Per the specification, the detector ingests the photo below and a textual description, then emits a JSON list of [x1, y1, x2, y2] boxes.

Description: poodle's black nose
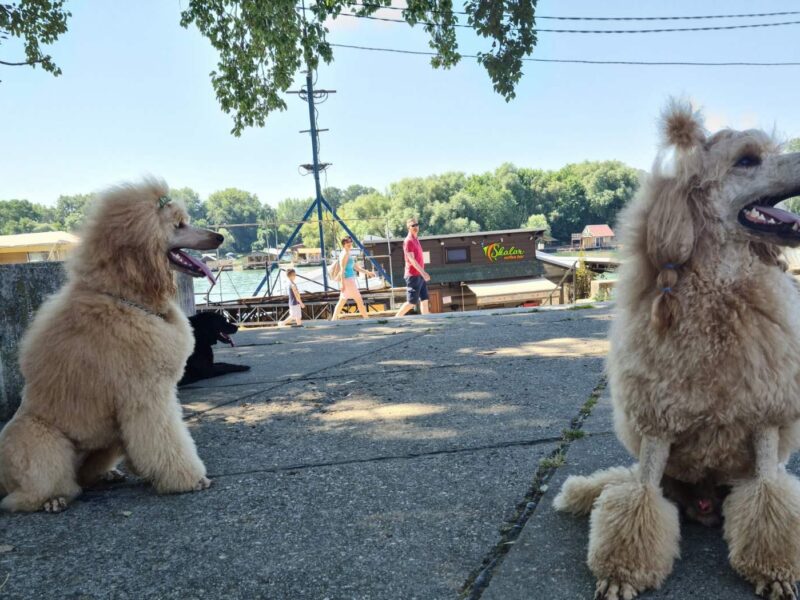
[[214, 233, 224, 244]]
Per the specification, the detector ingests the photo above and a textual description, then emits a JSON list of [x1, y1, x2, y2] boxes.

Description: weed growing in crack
[[562, 429, 586, 442], [540, 452, 566, 469]]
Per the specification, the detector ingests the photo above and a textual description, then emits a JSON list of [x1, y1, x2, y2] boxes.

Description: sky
[[3, 1, 800, 209]]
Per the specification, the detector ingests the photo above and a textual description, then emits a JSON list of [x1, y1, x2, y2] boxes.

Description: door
[[427, 288, 443, 313]]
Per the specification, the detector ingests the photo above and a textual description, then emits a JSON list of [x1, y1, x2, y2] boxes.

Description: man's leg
[[396, 276, 420, 318], [395, 302, 415, 317], [419, 279, 430, 314]]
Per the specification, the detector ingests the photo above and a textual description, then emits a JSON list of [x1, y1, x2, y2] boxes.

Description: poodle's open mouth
[[168, 249, 216, 284], [217, 331, 235, 347], [738, 199, 800, 240]]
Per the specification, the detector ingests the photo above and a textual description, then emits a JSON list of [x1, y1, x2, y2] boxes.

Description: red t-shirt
[[403, 234, 424, 277]]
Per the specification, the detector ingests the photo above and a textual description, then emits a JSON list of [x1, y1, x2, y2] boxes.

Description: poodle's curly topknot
[[660, 98, 706, 151]]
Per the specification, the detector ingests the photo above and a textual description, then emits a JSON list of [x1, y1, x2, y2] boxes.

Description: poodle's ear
[[660, 98, 706, 152], [645, 99, 707, 333], [646, 177, 704, 333]]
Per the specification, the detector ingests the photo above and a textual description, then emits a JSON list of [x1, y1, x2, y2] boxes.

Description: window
[[446, 247, 469, 264]]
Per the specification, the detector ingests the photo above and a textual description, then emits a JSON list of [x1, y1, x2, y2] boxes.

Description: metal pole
[[386, 219, 395, 310], [253, 200, 319, 296], [572, 264, 577, 305], [305, 70, 328, 292], [318, 196, 391, 285]]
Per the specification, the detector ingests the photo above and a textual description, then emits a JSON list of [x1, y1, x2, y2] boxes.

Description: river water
[[193, 266, 383, 303]]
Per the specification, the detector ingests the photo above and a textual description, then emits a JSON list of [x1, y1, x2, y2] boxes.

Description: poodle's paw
[[101, 468, 127, 483], [42, 497, 68, 513], [194, 477, 212, 491], [595, 578, 639, 600], [755, 579, 797, 600]]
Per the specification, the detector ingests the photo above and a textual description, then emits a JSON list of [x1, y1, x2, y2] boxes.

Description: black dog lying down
[[179, 312, 250, 385]]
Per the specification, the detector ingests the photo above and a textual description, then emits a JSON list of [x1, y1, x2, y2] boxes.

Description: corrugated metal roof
[[0, 231, 80, 249], [363, 227, 545, 244], [536, 251, 578, 269], [467, 277, 558, 305]]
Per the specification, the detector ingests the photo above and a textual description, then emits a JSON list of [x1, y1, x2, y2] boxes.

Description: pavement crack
[[206, 436, 564, 479], [460, 376, 608, 600]]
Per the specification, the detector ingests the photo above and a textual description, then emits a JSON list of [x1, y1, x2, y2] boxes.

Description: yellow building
[[0, 231, 80, 265]]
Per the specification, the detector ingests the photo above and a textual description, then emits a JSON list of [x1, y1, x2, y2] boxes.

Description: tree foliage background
[[1, 160, 642, 252]]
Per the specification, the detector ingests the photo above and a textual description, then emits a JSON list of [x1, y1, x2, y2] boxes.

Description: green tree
[[338, 191, 393, 239], [0, 198, 57, 234], [206, 188, 263, 253], [54, 193, 92, 231], [524, 213, 549, 235], [456, 172, 519, 231], [216, 227, 237, 254], [170, 187, 206, 226], [385, 172, 467, 234], [574, 257, 593, 300], [323, 185, 377, 210], [180, 0, 539, 134], [526, 161, 639, 243], [298, 215, 340, 254], [274, 197, 311, 243], [780, 139, 800, 213], [785, 138, 800, 153], [1, 1, 71, 75]]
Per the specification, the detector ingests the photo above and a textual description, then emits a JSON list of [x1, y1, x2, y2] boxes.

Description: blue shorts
[[406, 275, 429, 304]]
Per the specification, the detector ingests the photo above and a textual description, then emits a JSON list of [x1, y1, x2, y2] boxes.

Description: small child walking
[[279, 269, 305, 327]]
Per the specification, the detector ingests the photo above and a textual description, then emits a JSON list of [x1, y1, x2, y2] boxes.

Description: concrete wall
[[0, 262, 66, 420], [0, 265, 196, 421]]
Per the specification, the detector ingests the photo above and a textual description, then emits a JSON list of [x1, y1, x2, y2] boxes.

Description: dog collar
[[101, 292, 167, 320]]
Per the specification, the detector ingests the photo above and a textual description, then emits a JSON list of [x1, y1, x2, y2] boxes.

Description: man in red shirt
[[395, 217, 431, 317]]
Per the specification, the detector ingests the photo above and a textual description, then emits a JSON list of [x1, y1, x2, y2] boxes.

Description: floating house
[[363, 228, 566, 311], [571, 224, 615, 250]]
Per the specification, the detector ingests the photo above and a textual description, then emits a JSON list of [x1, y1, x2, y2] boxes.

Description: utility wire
[[342, 4, 800, 22], [333, 12, 800, 34], [330, 42, 800, 67]]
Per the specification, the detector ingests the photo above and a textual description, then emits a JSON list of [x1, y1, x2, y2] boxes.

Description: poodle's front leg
[[588, 436, 680, 600], [724, 427, 800, 599], [119, 393, 211, 494]]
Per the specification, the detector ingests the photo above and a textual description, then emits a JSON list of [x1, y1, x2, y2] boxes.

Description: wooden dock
[[196, 287, 406, 325]]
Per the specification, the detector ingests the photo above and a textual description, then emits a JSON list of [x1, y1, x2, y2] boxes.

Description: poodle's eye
[[734, 155, 761, 168]]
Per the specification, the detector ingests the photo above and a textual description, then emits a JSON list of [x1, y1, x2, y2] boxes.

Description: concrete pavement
[[0, 305, 773, 599]]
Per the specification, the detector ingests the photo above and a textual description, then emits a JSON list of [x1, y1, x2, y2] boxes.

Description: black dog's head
[[189, 312, 239, 347]]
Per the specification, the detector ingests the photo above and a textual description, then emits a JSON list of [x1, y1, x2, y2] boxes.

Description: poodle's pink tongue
[[173, 250, 216, 284], [754, 205, 800, 224]]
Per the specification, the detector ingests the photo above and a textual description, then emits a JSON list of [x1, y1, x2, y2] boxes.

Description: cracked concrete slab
[[0, 444, 557, 600], [189, 359, 605, 476], [0, 306, 613, 599], [482, 402, 775, 599]]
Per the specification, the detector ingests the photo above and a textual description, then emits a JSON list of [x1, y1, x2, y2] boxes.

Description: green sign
[[483, 242, 525, 262]]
